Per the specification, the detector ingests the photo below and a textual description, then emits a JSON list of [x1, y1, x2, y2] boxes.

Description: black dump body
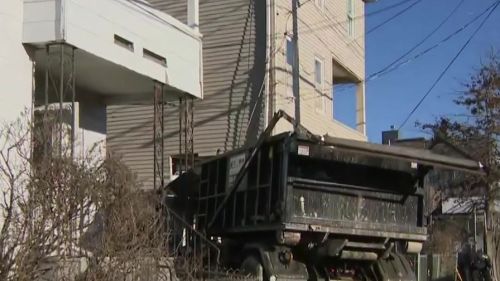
[[169, 131, 482, 243]]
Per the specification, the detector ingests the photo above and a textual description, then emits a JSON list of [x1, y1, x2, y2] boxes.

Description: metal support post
[[186, 97, 194, 169], [178, 97, 195, 173], [71, 47, 76, 159], [41, 44, 76, 158], [179, 97, 184, 172], [153, 82, 165, 190]]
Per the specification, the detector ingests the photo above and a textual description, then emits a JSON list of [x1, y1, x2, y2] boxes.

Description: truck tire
[[241, 255, 264, 281]]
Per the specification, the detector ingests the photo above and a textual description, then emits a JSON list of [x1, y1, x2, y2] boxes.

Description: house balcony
[[23, 0, 203, 102]]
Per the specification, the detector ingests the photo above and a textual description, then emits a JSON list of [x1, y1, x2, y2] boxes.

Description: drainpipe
[[264, 0, 272, 127], [188, 0, 199, 32]]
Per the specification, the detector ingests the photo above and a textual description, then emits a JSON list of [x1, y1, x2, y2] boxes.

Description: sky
[[333, 0, 500, 143]]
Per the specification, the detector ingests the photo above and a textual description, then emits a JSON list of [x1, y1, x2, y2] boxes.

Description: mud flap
[[373, 253, 416, 281]]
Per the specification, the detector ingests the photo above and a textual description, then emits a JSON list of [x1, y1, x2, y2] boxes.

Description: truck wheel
[[241, 255, 264, 281]]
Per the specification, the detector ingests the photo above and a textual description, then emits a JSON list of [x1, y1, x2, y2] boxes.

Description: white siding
[[0, 0, 32, 123]]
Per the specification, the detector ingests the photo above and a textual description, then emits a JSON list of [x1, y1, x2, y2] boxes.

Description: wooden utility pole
[[292, 0, 300, 128]]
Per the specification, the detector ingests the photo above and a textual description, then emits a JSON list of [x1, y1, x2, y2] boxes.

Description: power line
[[369, 0, 465, 79], [298, 0, 415, 34], [333, 0, 499, 96], [364, 0, 424, 37], [398, 1, 500, 130], [369, 0, 498, 81]]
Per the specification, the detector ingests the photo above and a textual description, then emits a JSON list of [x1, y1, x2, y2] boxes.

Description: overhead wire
[[291, 0, 424, 98], [333, 0, 500, 96], [368, 0, 465, 80], [398, 0, 500, 130], [368, 0, 498, 81], [362, 0, 424, 38], [295, 0, 417, 55], [298, 0, 415, 34]]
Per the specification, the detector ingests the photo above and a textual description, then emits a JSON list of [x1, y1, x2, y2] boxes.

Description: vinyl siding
[[273, 0, 366, 140], [106, 0, 267, 188]]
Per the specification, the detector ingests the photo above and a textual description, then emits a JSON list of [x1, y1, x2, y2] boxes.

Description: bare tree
[[422, 54, 500, 280], [0, 110, 170, 281]]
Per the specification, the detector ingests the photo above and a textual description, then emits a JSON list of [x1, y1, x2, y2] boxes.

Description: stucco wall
[[0, 0, 33, 124]]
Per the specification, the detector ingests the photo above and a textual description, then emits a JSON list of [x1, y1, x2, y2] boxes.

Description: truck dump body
[[164, 111, 483, 281], [194, 132, 445, 241]]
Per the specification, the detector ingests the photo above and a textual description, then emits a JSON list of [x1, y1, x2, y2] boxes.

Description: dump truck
[[163, 111, 483, 281]]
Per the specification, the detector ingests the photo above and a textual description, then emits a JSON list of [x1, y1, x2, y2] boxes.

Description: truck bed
[[194, 133, 431, 241]]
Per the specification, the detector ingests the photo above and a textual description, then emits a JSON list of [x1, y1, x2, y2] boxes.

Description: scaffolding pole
[[153, 82, 165, 190], [178, 97, 194, 173], [40, 44, 76, 159]]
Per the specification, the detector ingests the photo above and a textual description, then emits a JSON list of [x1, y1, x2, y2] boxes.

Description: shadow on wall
[[224, 0, 266, 151]]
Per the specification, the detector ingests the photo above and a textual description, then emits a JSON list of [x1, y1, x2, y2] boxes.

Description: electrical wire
[[369, 0, 498, 81], [333, 0, 500, 96], [398, 1, 500, 130], [364, 0, 424, 37], [368, 0, 465, 80], [298, 0, 415, 34]]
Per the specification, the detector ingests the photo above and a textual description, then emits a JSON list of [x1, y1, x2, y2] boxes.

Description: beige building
[[107, 0, 369, 187], [272, 0, 366, 139]]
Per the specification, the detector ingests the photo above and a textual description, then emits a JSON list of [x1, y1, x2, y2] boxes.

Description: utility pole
[[292, 0, 300, 128]]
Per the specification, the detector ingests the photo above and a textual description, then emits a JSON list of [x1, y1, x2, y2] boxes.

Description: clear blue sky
[[334, 0, 500, 142]]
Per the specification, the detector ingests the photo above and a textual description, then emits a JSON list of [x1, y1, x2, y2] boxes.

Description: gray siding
[[107, 0, 267, 188]]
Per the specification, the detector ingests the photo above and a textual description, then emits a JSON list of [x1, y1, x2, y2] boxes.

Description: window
[[315, 0, 325, 11], [347, 0, 355, 37], [285, 36, 294, 97], [143, 48, 167, 67], [286, 36, 294, 67], [314, 57, 326, 113], [114, 34, 134, 51]]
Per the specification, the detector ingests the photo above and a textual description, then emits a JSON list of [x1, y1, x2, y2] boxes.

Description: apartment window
[[314, 57, 326, 113], [285, 36, 294, 97], [315, 0, 325, 11], [347, 0, 355, 37], [286, 36, 294, 66]]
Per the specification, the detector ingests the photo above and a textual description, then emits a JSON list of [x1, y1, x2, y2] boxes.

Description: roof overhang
[[23, 0, 203, 100]]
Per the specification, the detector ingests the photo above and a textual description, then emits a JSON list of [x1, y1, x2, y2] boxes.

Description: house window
[[314, 57, 326, 113], [347, 0, 355, 37], [285, 36, 294, 97], [286, 36, 294, 67], [315, 0, 325, 11]]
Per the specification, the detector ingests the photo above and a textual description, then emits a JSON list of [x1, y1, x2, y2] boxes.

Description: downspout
[[188, 0, 203, 99], [265, 0, 276, 128], [188, 0, 199, 32], [264, 0, 271, 127]]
